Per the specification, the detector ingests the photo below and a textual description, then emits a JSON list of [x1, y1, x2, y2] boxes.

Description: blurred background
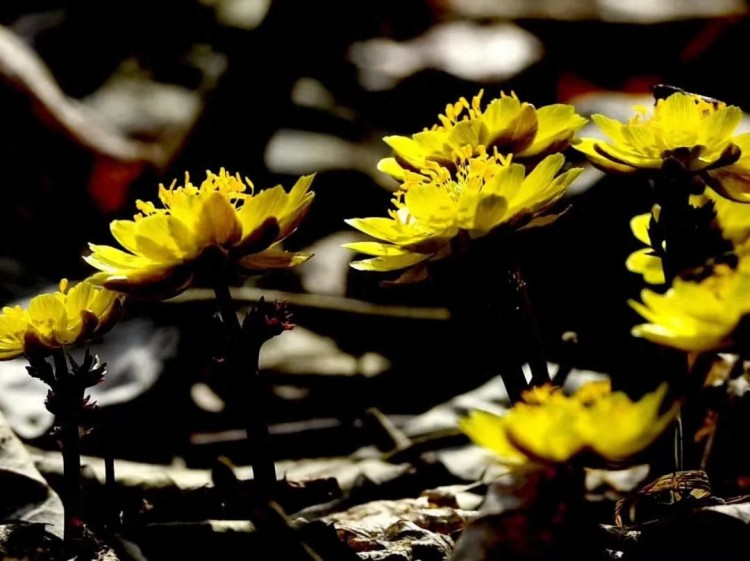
[[0, 0, 747, 468]]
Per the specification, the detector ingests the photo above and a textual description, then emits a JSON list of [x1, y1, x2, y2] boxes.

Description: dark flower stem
[[653, 180, 692, 285], [511, 254, 550, 388], [674, 414, 684, 472], [651, 167, 717, 473], [102, 419, 119, 531], [503, 365, 527, 405], [651, 169, 694, 476], [213, 281, 277, 502], [52, 348, 84, 552], [650, 165, 726, 285]]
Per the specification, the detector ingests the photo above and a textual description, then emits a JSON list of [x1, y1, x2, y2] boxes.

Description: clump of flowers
[[575, 91, 750, 202], [86, 169, 315, 297], [630, 264, 750, 352], [460, 381, 678, 466], [348, 90, 585, 399], [0, 278, 123, 359], [346, 152, 582, 278], [378, 90, 587, 180]]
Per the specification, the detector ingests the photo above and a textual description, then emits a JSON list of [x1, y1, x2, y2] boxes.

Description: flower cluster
[[574, 88, 750, 355], [460, 381, 678, 466], [0, 168, 318, 360], [348, 91, 586, 280]]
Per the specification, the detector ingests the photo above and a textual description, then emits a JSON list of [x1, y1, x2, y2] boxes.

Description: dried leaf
[[0, 411, 63, 540]]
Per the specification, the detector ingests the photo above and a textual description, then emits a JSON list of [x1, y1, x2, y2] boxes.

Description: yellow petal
[[238, 248, 312, 270], [278, 175, 315, 239], [630, 214, 652, 245], [134, 215, 191, 263], [522, 153, 565, 191], [505, 402, 586, 463], [520, 104, 587, 157], [343, 241, 414, 257], [573, 138, 638, 174], [584, 384, 678, 459], [350, 252, 430, 272], [377, 157, 406, 180], [707, 166, 750, 203], [195, 191, 243, 247], [458, 192, 508, 237], [237, 185, 289, 240], [459, 410, 528, 466], [85, 244, 162, 273], [626, 249, 665, 284]]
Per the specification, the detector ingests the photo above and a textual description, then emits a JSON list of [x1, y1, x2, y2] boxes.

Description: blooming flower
[[378, 91, 587, 180], [85, 169, 315, 297], [631, 264, 750, 352], [345, 153, 582, 278], [460, 381, 677, 466], [0, 279, 123, 360], [575, 91, 750, 201]]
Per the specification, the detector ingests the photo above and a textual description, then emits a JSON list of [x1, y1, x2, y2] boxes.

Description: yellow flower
[[85, 169, 315, 297], [345, 153, 582, 276], [460, 381, 677, 466], [575, 91, 750, 201], [378, 91, 587, 180], [626, 213, 666, 284], [631, 264, 750, 352], [0, 279, 123, 360]]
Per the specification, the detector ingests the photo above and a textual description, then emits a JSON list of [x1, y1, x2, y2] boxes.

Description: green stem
[[213, 282, 277, 501], [53, 349, 83, 554]]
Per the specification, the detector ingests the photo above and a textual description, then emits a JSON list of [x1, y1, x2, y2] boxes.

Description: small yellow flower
[[575, 91, 750, 201], [345, 153, 582, 277], [0, 279, 123, 360], [460, 381, 677, 466], [631, 264, 750, 352], [85, 169, 315, 297], [378, 91, 587, 180]]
